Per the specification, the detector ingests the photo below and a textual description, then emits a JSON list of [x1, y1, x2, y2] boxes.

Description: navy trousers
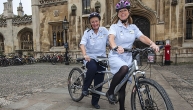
[[83, 59, 105, 105]]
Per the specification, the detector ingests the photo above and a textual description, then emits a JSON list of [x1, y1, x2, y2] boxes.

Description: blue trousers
[[83, 59, 105, 105]]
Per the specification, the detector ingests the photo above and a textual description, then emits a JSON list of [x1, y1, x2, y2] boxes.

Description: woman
[[79, 12, 109, 109], [106, 0, 159, 110]]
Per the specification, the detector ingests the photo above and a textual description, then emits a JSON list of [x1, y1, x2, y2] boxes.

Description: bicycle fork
[[134, 76, 154, 110]]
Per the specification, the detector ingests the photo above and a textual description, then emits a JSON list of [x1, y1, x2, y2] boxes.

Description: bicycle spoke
[[131, 79, 173, 110], [68, 67, 84, 102]]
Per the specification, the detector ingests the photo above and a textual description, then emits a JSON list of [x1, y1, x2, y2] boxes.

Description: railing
[[21, 41, 33, 50], [186, 0, 193, 3], [154, 52, 193, 66], [174, 53, 193, 65], [39, 0, 66, 4]]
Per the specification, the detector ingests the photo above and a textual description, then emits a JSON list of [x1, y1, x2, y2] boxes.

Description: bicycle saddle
[[97, 56, 108, 67], [76, 58, 84, 63], [97, 56, 108, 61]]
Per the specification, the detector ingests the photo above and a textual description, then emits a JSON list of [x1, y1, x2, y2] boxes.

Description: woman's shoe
[[106, 91, 117, 104], [92, 104, 100, 109]]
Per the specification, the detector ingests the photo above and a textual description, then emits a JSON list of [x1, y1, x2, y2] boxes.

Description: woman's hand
[[150, 43, 159, 52], [84, 55, 91, 62], [117, 46, 124, 54]]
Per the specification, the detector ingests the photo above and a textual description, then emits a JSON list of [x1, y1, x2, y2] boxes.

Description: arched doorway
[[132, 15, 150, 48], [132, 15, 150, 63]]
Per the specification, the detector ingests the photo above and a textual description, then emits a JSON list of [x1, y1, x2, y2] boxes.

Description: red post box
[[164, 45, 171, 65]]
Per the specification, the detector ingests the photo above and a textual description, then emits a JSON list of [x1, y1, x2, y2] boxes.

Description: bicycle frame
[[85, 58, 146, 98]]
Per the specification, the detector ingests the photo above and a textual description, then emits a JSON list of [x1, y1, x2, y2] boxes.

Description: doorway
[[132, 15, 150, 48]]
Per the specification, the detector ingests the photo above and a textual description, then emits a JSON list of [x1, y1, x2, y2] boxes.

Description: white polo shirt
[[108, 20, 143, 74], [80, 27, 109, 61]]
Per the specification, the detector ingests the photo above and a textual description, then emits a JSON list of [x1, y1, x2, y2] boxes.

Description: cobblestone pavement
[[0, 63, 78, 107], [153, 63, 193, 107], [0, 62, 193, 109]]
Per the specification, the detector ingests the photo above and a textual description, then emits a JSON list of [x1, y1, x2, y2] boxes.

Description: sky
[[0, 0, 32, 15]]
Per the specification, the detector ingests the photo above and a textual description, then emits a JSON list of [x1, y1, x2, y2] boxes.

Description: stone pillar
[[4, 19, 14, 54], [31, 0, 41, 54]]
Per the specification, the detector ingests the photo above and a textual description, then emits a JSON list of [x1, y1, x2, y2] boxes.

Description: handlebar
[[113, 45, 164, 53], [123, 47, 153, 53]]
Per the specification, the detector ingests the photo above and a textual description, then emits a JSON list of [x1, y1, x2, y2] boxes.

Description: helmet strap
[[121, 19, 127, 24], [121, 19, 127, 25]]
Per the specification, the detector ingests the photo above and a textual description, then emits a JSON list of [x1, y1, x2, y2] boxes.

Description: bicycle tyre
[[68, 67, 84, 102], [2, 60, 8, 67], [131, 78, 174, 110], [51, 58, 56, 65]]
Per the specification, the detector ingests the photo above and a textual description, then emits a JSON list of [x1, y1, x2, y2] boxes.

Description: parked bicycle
[[63, 54, 74, 64], [50, 54, 64, 65], [0, 55, 9, 67], [68, 47, 174, 110]]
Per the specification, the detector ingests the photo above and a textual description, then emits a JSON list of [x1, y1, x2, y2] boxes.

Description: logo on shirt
[[129, 30, 134, 34]]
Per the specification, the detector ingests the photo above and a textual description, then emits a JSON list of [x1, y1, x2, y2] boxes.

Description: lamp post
[[63, 16, 69, 65]]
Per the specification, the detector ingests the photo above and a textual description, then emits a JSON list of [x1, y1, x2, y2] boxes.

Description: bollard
[[175, 53, 177, 65]]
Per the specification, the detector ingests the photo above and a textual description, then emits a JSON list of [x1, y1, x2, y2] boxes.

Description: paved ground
[[154, 63, 193, 107], [0, 62, 193, 110]]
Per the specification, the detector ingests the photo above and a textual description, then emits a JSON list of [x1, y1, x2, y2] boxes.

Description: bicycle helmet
[[115, 0, 130, 12], [88, 12, 101, 21]]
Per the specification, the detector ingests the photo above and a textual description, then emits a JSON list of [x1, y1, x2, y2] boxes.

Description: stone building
[[0, 0, 193, 62]]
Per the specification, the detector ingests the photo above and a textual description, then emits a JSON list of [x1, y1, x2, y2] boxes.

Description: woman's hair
[[112, 10, 133, 24]]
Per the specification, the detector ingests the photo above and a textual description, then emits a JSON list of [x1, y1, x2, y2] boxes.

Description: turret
[[17, 0, 24, 16], [2, 0, 14, 18]]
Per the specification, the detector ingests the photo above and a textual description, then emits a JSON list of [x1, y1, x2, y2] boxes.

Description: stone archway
[[17, 28, 33, 51]]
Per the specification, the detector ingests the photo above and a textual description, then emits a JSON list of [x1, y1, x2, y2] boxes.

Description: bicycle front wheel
[[131, 78, 173, 110], [68, 67, 84, 102]]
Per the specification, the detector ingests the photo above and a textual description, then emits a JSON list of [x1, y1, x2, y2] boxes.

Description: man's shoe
[[106, 92, 117, 104], [82, 90, 88, 96], [92, 104, 100, 109]]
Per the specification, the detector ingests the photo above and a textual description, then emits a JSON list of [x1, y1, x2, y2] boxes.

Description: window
[[185, 8, 193, 39], [82, 0, 90, 14], [21, 32, 33, 50], [72, 10, 76, 16], [52, 24, 64, 46], [186, 0, 193, 3], [0, 35, 4, 52]]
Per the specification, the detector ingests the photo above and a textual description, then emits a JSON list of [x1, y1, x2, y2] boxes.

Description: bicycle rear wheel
[[68, 67, 84, 102], [131, 78, 173, 110], [51, 57, 57, 65]]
